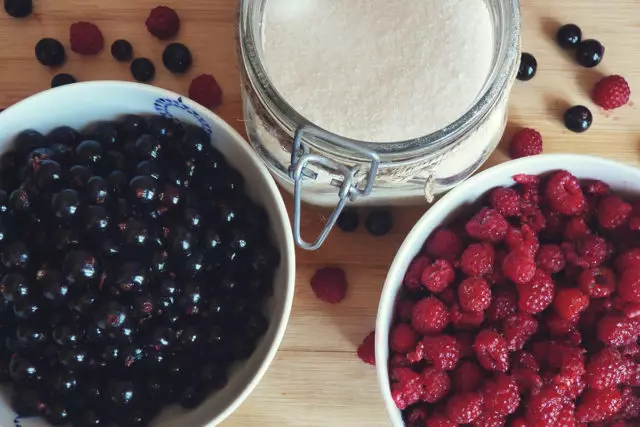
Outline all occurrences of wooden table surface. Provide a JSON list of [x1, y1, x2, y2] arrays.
[[1, 0, 639, 425]]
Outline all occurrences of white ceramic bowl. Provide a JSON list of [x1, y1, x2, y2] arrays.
[[375, 154, 640, 426], [0, 81, 295, 427]]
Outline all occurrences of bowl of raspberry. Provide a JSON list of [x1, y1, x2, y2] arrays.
[[0, 81, 295, 427], [375, 153, 640, 426]]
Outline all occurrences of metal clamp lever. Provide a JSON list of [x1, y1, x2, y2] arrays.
[[289, 125, 380, 250]]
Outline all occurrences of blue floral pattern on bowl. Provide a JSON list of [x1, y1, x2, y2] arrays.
[[154, 97, 213, 135]]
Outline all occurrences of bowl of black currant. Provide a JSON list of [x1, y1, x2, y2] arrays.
[[0, 81, 295, 427]]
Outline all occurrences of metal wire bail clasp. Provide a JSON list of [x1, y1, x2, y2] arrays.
[[289, 125, 380, 250]]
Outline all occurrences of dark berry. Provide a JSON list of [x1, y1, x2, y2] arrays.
[[68, 165, 93, 190], [135, 134, 162, 160], [34, 159, 63, 192], [2, 273, 30, 302], [9, 354, 42, 383], [47, 126, 80, 148], [16, 323, 48, 346], [120, 115, 147, 139], [35, 38, 66, 67], [564, 105, 593, 133], [73, 409, 108, 427], [8, 189, 31, 213], [517, 52, 537, 81], [88, 122, 121, 150], [4, 0, 32, 18], [130, 57, 155, 83], [11, 388, 44, 417], [83, 205, 110, 233], [42, 401, 70, 426], [129, 175, 157, 203], [576, 39, 605, 68], [51, 189, 80, 220], [86, 176, 108, 204], [52, 322, 85, 347], [114, 262, 149, 295], [15, 129, 45, 159], [365, 210, 393, 236], [181, 125, 211, 158], [556, 24, 582, 49], [111, 39, 133, 62], [51, 73, 76, 88], [336, 209, 359, 232], [63, 249, 100, 284], [75, 140, 104, 169], [2, 241, 30, 270], [106, 170, 127, 195], [162, 43, 192, 73]]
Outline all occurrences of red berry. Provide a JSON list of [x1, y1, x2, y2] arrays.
[[502, 250, 536, 286], [421, 367, 450, 403], [69, 22, 104, 56], [189, 74, 223, 109], [489, 187, 522, 217], [514, 351, 540, 371], [460, 242, 494, 277], [585, 348, 627, 390], [445, 392, 483, 424], [618, 267, 640, 303], [505, 226, 539, 256], [422, 335, 461, 371], [426, 229, 462, 261], [145, 6, 180, 40], [474, 329, 509, 372], [404, 405, 429, 427], [452, 360, 484, 392], [483, 373, 520, 416], [402, 255, 432, 291], [512, 367, 543, 395], [597, 195, 632, 229], [553, 288, 589, 320], [592, 75, 631, 110], [597, 314, 639, 346], [562, 234, 607, 268], [536, 244, 565, 274], [486, 289, 517, 322], [458, 277, 491, 313], [520, 204, 547, 233], [310, 267, 348, 303], [450, 303, 485, 331], [563, 216, 591, 240], [424, 413, 456, 427], [411, 297, 450, 335], [546, 312, 578, 338], [616, 387, 640, 421], [545, 170, 586, 216], [465, 207, 509, 242], [395, 300, 415, 322], [390, 324, 418, 354], [357, 330, 375, 365], [390, 367, 424, 410], [556, 402, 578, 427], [421, 259, 455, 293], [502, 312, 538, 351], [516, 269, 555, 314], [577, 267, 616, 299], [616, 248, 640, 272], [526, 385, 564, 426], [509, 128, 543, 159], [454, 332, 475, 358], [471, 412, 506, 427], [575, 388, 623, 423]]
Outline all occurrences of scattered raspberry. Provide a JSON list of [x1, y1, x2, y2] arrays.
[[502, 250, 536, 286], [546, 312, 578, 338], [452, 360, 484, 392], [597, 195, 632, 230], [189, 74, 223, 109], [486, 289, 517, 322], [421, 259, 455, 293], [585, 348, 627, 390], [470, 411, 506, 427], [535, 244, 565, 274], [146, 6, 180, 40], [575, 388, 623, 423], [616, 248, 640, 272], [465, 207, 508, 242], [445, 392, 483, 424], [411, 297, 450, 335], [390, 367, 424, 410], [556, 402, 578, 427], [460, 242, 494, 277], [545, 170, 586, 216], [618, 267, 640, 303], [458, 277, 491, 313], [577, 267, 616, 299], [450, 303, 485, 331], [516, 269, 555, 314], [474, 329, 509, 372], [424, 413, 456, 427], [357, 330, 375, 365], [425, 229, 462, 261], [422, 335, 461, 371], [514, 351, 540, 371], [562, 234, 607, 268], [489, 187, 522, 217], [509, 128, 543, 159], [512, 367, 543, 395], [403, 255, 431, 291], [597, 314, 639, 346], [69, 22, 104, 55], [404, 405, 428, 427], [526, 385, 564, 426], [592, 75, 631, 110], [390, 324, 418, 354], [421, 367, 450, 403], [395, 300, 414, 322], [553, 288, 589, 320], [563, 216, 591, 240], [310, 267, 347, 303], [502, 312, 538, 351], [483, 373, 520, 416]]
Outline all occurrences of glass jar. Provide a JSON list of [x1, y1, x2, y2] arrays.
[[238, 0, 521, 250]]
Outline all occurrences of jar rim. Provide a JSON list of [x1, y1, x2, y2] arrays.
[[239, 0, 521, 162]]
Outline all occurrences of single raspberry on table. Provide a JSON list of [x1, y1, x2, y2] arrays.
[[512, 367, 543, 395], [592, 75, 631, 110], [502, 249, 536, 286], [390, 323, 418, 354], [70, 22, 104, 55], [421, 367, 451, 403], [310, 267, 348, 303], [486, 288, 517, 322], [509, 128, 543, 159], [597, 195, 633, 230], [394, 299, 414, 322], [460, 242, 494, 277], [545, 312, 578, 338], [483, 373, 520, 416], [452, 360, 484, 392], [424, 413, 456, 427], [575, 388, 623, 423], [474, 329, 509, 372], [470, 411, 506, 427], [445, 391, 484, 424], [536, 244, 565, 274], [553, 288, 589, 320], [489, 187, 522, 217], [189, 74, 224, 109], [421, 259, 455, 293], [516, 269, 555, 314], [618, 267, 640, 303], [422, 335, 461, 371], [450, 302, 485, 331], [502, 312, 538, 351], [525, 385, 564, 426], [411, 297, 450, 335], [545, 170, 586, 216], [563, 216, 591, 241], [356, 330, 375, 365], [390, 367, 424, 410], [562, 234, 607, 268], [465, 207, 509, 243], [402, 255, 432, 291], [577, 267, 616, 298], [585, 348, 627, 390], [425, 228, 463, 261], [403, 405, 428, 427], [146, 6, 180, 39], [457, 277, 491, 313], [616, 248, 640, 272], [597, 314, 639, 346]]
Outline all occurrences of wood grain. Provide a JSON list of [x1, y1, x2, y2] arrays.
[[1, 0, 639, 426]]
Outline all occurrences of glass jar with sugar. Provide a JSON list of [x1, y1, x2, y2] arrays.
[[238, 0, 521, 249]]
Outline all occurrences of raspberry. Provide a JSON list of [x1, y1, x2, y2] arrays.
[[424, 413, 456, 427], [357, 330, 375, 365], [390, 323, 418, 354], [556, 402, 578, 427], [512, 367, 543, 395], [483, 373, 520, 416], [614, 299, 640, 318], [563, 216, 591, 240], [505, 226, 539, 256], [411, 297, 450, 335], [525, 385, 564, 426], [577, 267, 616, 298], [616, 248, 640, 272], [421, 367, 451, 403], [556, 370, 586, 401], [620, 342, 640, 357], [514, 351, 540, 371], [618, 267, 640, 303], [452, 360, 484, 392], [597, 314, 639, 346], [513, 174, 541, 205], [69, 22, 104, 55], [623, 360, 640, 386], [310, 267, 348, 303], [502, 312, 538, 351], [553, 288, 589, 320], [425, 229, 463, 261], [455, 332, 475, 358], [465, 207, 509, 243], [520, 204, 547, 233], [575, 388, 623, 423], [458, 277, 491, 313], [438, 287, 457, 305], [189, 74, 223, 109], [450, 303, 485, 331], [516, 269, 555, 314], [470, 412, 506, 427], [543, 208, 565, 238], [509, 128, 543, 159], [421, 259, 455, 293], [460, 242, 494, 277], [389, 353, 410, 369], [545, 170, 586, 216], [145, 6, 180, 40], [486, 289, 517, 322], [489, 187, 522, 217], [510, 418, 528, 427], [395, 299, 414, 322], [402, 255, 432, 291], [474, 329, 509, 372], [535, 244, 565, 274], [390, 367, 424, 410], [546, 312, 578, 338], [502, 250, 536, 285], [585, 348, 627, 390], [404, 405, 428, 427], [616, 387, 640, 420], [445, 392, 483, 424], [597, 195, 632, 230], [562, 234, 607, 268], [592, 75, 631, 110], [584, 179, 611, 196], [422, 335, 461, 371]]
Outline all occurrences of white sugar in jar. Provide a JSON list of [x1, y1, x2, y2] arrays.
[[238, 0, 521, 249]]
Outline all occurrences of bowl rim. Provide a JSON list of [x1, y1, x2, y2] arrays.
[[374, 153, 640, 425], [1, 81, 297, 427]]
